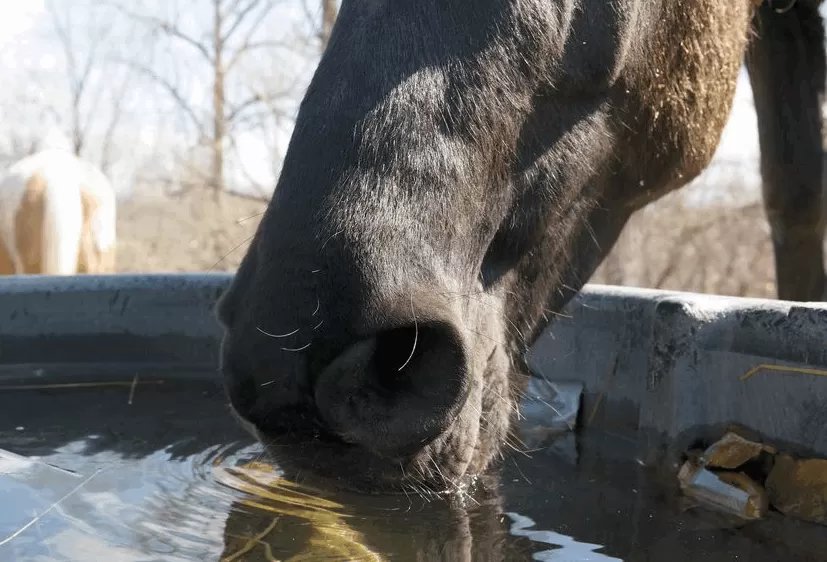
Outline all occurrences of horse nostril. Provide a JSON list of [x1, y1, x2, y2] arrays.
[[312, 322, 470, 458], [374, 325, 429, 385]]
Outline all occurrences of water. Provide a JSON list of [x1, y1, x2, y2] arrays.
[[0, 377, 824, 562]]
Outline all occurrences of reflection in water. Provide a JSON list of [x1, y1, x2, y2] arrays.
[[214, 463, 384, 561], [215, 463, 526, 561], [0, 378, 825, 561], [505, 513, 622, 561]]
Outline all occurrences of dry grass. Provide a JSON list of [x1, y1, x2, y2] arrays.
[[115, 188, 824, 299], [116, 190, 267, 273], [591, 190, 783, 299]]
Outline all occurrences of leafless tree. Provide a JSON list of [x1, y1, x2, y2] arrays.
[[45, 0, 112, 156], [98, 68, 137, 175], [112, 0, 299, 199], [590, 186, 778, 299], [0, 92, 59, 163], [320, 0, 338, 52], [300, 0, 338, 53], [41, 0, 140, 175]]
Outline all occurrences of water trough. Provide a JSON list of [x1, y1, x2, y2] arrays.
[[0, 274, 824, 457], [0, 274, 826, 561]]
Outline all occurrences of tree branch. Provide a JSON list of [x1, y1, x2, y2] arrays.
[[111, 3, 214, 63], [114, 57, 206, 138], [46, 0, 114, 154], [320, 0, 338, 51], [100, 64, 135, 173], [226, 79, 298, 136], [226, 39, 293, 70], [221, 0, 272, 43], [228, 109, 285, 134], [226, 133, 272, 197], [226, 94, 262, 123]]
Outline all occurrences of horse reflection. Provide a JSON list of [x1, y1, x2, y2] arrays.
[[215, 465, 534, 562], [213, 432, 827, 562]]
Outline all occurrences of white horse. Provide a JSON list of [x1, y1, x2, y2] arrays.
[[0, 149, 116, 275]]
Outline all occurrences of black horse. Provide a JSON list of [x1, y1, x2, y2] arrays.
[[217, 1, 826, 493]]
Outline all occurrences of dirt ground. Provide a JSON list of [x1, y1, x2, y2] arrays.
[[116, 190, 267, 273], [115, 188, 823, 300]]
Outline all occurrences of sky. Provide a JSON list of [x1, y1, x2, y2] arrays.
[[2, 1, 822, 203], [0, 2, 43, 42]]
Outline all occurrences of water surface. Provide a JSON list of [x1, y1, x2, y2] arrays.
[[0, 376, 823, 561]]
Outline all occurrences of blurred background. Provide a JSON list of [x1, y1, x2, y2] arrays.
[[1, 0, 825, 298]]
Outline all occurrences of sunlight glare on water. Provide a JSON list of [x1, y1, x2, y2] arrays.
[[0, 379, 627, 561], [1, 377, 821, 561], [505, 513, 623, 562]]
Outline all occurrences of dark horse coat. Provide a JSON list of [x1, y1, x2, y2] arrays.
[[217, 0, 826, 493]]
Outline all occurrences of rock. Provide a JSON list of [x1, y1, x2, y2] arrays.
[[701, 431, 775, 470], [678, 460, 768, 521], [766, 454, 827, 526]]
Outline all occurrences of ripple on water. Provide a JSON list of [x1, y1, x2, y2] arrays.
[[3, 434, 619, 561], [0, 380, 622, 562], [5, 380, 814, 562], [1, 436, 265, 562]]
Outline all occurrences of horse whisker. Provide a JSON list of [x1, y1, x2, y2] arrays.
[[281, 343, 312, 352], [398, 293, 419, 372], [257, 326, 300, 338], [210, 234, 255, 272], [236, 211, 264, 225]]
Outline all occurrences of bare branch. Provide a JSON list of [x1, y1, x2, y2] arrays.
[[100, 65, 136, 173], [226, 38, 294, 70], [224, 16, 284, 69], [226, 94, 262, 123], [110, 3, 214, 63], [93, 0, 298, 196], [229, 109, 287, 134], [227, 77, 299, 137], [219, 0, 248, 19], [46, 0, 78, 147], [45, 0, 115, 155], [227, 133, 271, 198], [299, 0, 318, 31], [320, 0, 338, 51], [46, 0, 74, 58], [221, 0, 272, 43], [75, 36, 113, 153], [114, 57, 206, 138]]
